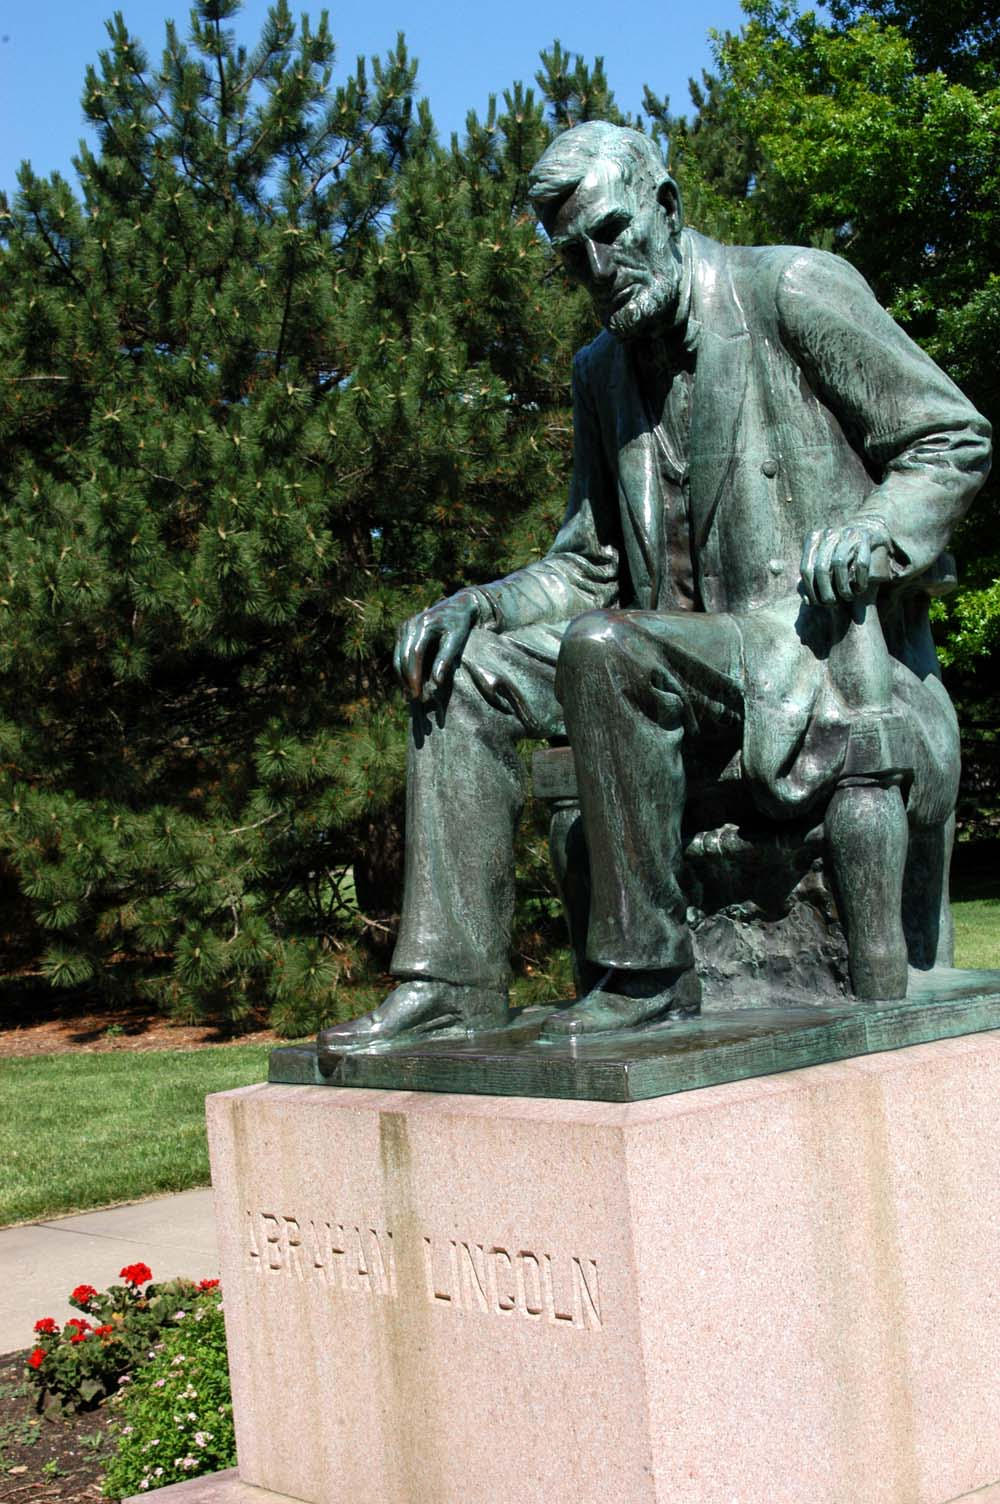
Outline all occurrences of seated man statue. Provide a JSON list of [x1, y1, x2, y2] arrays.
[[321, 121, 991, 1049]]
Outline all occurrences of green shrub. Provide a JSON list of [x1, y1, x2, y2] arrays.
[[26, 1263, 220, 1419], [101, 1291, 234, 1498]]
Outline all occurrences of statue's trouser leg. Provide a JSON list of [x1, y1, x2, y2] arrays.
[[826, 781, 909, 999], [555, 609, 744, 973], [391, 624, 567, 990]]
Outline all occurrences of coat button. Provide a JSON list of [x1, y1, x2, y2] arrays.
[[761, 458, 779, 477]]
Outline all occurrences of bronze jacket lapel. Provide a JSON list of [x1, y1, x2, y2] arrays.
[[610, 339, 664, 610], [602, 232, 752, 611], [686, 234, 752, 564]]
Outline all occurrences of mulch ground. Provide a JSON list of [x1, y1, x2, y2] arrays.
[[0, 1352, 118, 1503], [0, 985, 279, 1060]]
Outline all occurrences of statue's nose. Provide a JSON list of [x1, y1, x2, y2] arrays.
[[584, 238, 614, 282]]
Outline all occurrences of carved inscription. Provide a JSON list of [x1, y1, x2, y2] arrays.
[[245, 1211, 602, 1330], [422, 1237, 601, 1330], [246, 1212, 397, 1297]]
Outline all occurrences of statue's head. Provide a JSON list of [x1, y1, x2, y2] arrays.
[[529, 122, 684, 341]]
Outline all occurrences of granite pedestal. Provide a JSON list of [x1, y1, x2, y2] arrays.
[[198, 1030, 1000, 1504], [124, 1473, 1000, 1503]]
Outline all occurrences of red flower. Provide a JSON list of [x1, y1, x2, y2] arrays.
[[66, 1317, 91, 1332], [33, 1318, 59, 1335], [94, 1324, 116, 1338], [197, 1278, 220, 1292], [27, 1348, 45, 1370], [120, 1262, 153, 1286], [70, 1283, 99, 1306], [70, 1332, 89, 1345]]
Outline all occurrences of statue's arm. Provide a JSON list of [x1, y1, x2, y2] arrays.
[[394, 348, 620, 700], [777, 250, 992, 600], [470, 347, 621, 633]]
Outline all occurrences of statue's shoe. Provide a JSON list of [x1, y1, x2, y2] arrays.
[[317, 979, 509, 1057], [542, 965, 701, 1037]]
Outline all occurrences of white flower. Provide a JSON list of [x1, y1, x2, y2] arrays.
[[172, 1354, 186, 1366], [139, 1482, 149, 1491], [121, 1425, 133, 1435], [194, 1431, 213, 1447], [180, 1456, 198, 1470], [154, 1468, 164, 1478], [153, 1378, 166, 1389], [187, 1411, 197, 1422], [173, 1310, 187, 1321]]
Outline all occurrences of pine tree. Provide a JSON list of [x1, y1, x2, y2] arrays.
[[0, 1, 420, 1027], [0, 6, 619, 1029], [658, 68, 768, 245]]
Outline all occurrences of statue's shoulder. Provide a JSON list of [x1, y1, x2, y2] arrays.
[[572, 328, 619, 391], [687, 228, 802, 277], [687, 230, 872, 315]]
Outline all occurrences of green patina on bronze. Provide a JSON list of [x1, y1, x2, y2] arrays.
[[282, 970, 1000, 1102], [310, 121, 993, 1070]]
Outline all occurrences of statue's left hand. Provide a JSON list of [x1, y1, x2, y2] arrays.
[[393, 589, 481, 702], [800, 519, 892, 607]]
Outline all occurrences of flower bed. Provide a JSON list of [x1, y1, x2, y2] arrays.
[[22, 1261, 234, 1497], [26, 1261, 219, 1419], [100, 1290, 234, 1497]]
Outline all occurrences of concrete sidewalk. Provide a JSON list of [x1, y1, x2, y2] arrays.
[[1, 1187, 218, 1354]]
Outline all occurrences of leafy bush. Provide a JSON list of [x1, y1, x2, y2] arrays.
[[26, 1263, 220, 1419], [101, 1293, 234, 1498]]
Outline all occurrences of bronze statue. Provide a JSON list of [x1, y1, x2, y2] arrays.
[[319, 122, 991, 1052]]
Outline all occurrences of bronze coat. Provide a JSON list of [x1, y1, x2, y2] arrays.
[[482, 231, 992, 820]]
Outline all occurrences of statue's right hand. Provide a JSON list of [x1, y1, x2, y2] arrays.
[[393, 590, 481, 702]]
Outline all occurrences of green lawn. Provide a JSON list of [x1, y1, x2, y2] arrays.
[[953, 898, 1000, 969], [1, 869, 996, 1229], [0, 1045, 271, 1226], [951, 841, 1000, 970]]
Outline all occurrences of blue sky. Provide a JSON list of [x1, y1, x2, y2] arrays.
[[0, 0, 748, 193]]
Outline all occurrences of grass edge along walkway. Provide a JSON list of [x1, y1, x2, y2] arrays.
[[1, 889, 995, 1228], [0, 1044, 270, 1227]]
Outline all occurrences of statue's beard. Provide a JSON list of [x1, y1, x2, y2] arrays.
[[605, 269, 680, 341]]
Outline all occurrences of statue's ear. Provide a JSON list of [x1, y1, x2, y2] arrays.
[[657, 176, 684, 235]]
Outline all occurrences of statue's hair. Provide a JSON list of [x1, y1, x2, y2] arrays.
[[528, 122, 673, 214]]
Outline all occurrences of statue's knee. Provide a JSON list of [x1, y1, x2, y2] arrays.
[[557, 611, 644, 706], [559, 611, 634, 668]]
